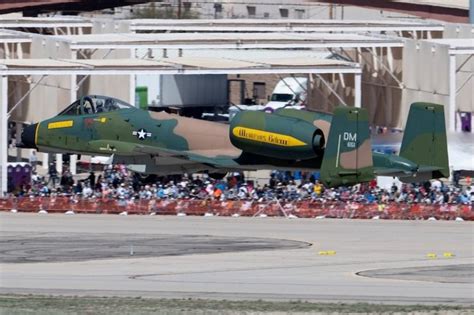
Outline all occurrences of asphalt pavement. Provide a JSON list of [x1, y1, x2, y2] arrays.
[[1, 213, 473, 305]]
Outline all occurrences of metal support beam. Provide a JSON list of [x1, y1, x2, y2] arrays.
[[7, 75, 46, 117], [0, 76, 8, 196], [316, 74, 348, 107], [366, 47, 404, 88], [354, 73, 361, 108], [449, 54, 456, 132], [0, 67, 361, 76], [456, 73, 472, 94], [337, 47, 394, 92], [70, 42, 404, 50], [17, 42, 23, 59], [3, 43, 10, 59], [456, 54, 472, 72], [387, 47, 394, 72], [470, 0, 474, 24]]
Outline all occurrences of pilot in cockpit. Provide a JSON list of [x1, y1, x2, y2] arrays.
[[96, 99, 104, 113], [83, 98, 95, 114], [104, 98, 117, 111]]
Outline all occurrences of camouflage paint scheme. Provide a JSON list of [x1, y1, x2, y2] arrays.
[[399, 103, 450, 180], [23, 96, 449, 187], [319, 107, 374, 187]]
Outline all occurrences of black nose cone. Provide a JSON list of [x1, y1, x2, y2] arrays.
[[19, 123, 38, 149]]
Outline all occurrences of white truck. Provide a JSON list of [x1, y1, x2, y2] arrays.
[[140, 74, 229, 119], [229, 76, 308, 121]]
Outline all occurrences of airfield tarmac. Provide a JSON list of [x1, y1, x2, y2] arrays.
[[0, 213, 473, 305]]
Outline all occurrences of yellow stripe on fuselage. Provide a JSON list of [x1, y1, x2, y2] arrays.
[[232, 126, 306, 147], [48, 120, 73, 129], [35, 122, 40, 146]]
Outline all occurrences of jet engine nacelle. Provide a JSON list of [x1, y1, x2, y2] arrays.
[[230, 111, 325, 160]]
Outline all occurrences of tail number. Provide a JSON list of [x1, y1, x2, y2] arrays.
[[343, 132, 357, 148]]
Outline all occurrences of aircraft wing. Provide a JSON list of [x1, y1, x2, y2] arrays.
[[87, 140, 240, 168], [373, 167, 413, 176], [134, 143, 240, 168], [88, 140, 180, 157]]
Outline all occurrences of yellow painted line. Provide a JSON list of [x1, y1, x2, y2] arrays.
[[48, 120, 73, 129], [426, 253, 437, 259], [443, 252, 455, 258], [34, 122, 40, 146], [232, 126, 306, 147], [318, 250, 336, 256]]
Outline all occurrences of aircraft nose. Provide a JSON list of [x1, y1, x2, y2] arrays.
[[19, 123, 38, 149]]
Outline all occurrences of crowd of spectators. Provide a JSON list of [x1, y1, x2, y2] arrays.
[[11, 164, 474, 206]]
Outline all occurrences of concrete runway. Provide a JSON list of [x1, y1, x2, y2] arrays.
[[0, 213, 473, 305]]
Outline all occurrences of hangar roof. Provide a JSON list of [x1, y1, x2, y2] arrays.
[[122, 19, 444, 33], [0, 16, 443, 33], [0, 16, 92, 29], [0, 56, 361, 75], [392, 0, 468, 10], [0, 31, 31, 43], [425, 38, 474, 54], [52, 32, 404, 49]]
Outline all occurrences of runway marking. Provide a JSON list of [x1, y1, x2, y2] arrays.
[[357, 263, 474, 284], [129, 256, 474, 280]]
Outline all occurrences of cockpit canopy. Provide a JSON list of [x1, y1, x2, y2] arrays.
[[59, 95, 134, 116]]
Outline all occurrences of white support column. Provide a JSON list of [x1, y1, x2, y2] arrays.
[[354, 72, 361, 108], [130, 71, 136, 106], [70, 154, 77, 175], [0, 76, 8, 196], [42, 153, 48, 170], [129, 48, 136, 106], [69, 51, 78, 175], [17, 42, 23, 59], [56, 154, 63, 175], [449, 54, 456, 132]]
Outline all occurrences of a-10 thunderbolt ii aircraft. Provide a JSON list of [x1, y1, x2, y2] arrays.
[[19, 95, 449, 187]]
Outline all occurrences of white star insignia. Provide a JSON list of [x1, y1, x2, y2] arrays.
[[133, 128, 152, 140], [137, 129, 146, 139]]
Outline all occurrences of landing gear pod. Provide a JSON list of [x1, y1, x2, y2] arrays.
[[230, 111, 325, 160]]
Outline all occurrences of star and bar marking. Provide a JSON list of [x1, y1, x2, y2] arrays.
[[132, 128, 152, 140]]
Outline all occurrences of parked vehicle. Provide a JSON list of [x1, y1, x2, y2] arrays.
[[229, 76, 307, 121]]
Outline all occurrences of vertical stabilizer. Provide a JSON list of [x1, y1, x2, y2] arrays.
[[320, 107, 374, 187], [400, 102, 449, 179]]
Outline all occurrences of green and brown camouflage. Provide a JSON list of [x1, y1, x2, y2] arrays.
[[19, 95, 449, 187], [399, 102, 449, 181], [319, 107, 374, 187]]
